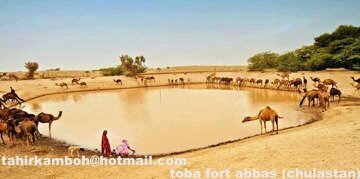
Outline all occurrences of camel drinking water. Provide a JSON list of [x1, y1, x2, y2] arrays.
[[242, 106, 283, 135]]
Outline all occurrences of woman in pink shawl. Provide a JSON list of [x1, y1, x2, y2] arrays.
[[116, 139, 135, 157]]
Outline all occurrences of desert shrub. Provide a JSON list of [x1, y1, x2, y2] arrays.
[[25, 62, 39, 79], [98, 66, 124, 76]]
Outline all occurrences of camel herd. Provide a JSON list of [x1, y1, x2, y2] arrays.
[[0, 87, 62, 146], [208, 73, 359, 134], [168, 77, 185, 85], [55, 78, 88, 88], [0, 108, 62, 146]]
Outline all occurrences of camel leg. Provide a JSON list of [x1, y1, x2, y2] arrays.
[[49, 122, 52, 138], [263, 121, 267, 133], [275, 118, 279, 134], [259, 120, 263, 135], [0, 133, 5, 145], [271, 120, 276, 134], [32, 132, 36, 143], [26, 135, 30, 147]]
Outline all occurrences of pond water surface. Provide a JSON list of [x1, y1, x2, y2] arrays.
[[23, 84, 314, 154]]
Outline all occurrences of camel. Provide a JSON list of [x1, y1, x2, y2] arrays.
[[2, 93, 25, 104], [80, 82, 87, 87], [277, 72, 290, 80], [264, 79, 269, 88], [71, 78, 81, 85], [146, 76, 155, 82], [179, 77, 185, 84], [299, 89, 320, 107], [256, 79, 263, 86], [303, 77, 307, 87], [242, 106, 283, 135], [15, 119, 39, 146], [350, 77, 360, 84], [350, 83, 360, 95], [206, 76, 212, 83], [249, 78, 256, 85], [322, 79, 337, 88], [272, 79, 280, 86], [310, 77, 320, 83], [8, 74, 19, 81], [55, 82, 68, 88], [289, 78, 302, 89], [319, 87, 330, 112], [0, 99, 7, 109], [0, 120, 9, 145], [35, 111, 62, 138], [113, 79, 122, 85], [0, 73, 6, 78], [330, 87, 341, 102]]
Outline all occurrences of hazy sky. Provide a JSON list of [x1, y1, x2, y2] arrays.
[[1, 0, 359, 71]]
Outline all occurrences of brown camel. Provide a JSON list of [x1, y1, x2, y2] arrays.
[[242, 106, 283, 135], [2, 93, 25, 104], [350, 83, 360, 95], [35, 111, 62, 138], [8, 74, 19, 81], [0, 120, 9, 145], [272, 78, 280, 86], [0, 73, 6, 78], [310, 77, 320, 83], [277, 72, 290, 80], [350, 77, 360, 84], [55, 82, 68, 88], [71, 78, 81, 85], [249, 78, 256, 85], [15, 119, 39, 146], [0, 99, 6, 109], [319, 87, 330, 112], [256, 79, 263, 86], [80, 82, 87, 86], [299, 89, 320, 107], [322, 79, 337, 88]]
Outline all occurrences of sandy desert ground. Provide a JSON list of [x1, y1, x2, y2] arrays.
[[0, 67, 359, 178]]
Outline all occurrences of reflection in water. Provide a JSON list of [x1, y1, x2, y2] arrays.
[[23, 84, 313, 154]]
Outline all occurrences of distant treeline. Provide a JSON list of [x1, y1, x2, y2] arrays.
[[248, 25, 360, 71]]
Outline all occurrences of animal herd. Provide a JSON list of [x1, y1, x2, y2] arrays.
[[206, 73, 360, 113]]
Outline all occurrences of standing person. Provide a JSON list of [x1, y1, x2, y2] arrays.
[[101, 130, 111, 157]]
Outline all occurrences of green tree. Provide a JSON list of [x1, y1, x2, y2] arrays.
[[25, 62, 39, 79], [333, 39, 360, 69], [247, 51, 279, 71], [120, 54, 147, 76], [305, 50, 332, 71], [277, 52, 305, 72]]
